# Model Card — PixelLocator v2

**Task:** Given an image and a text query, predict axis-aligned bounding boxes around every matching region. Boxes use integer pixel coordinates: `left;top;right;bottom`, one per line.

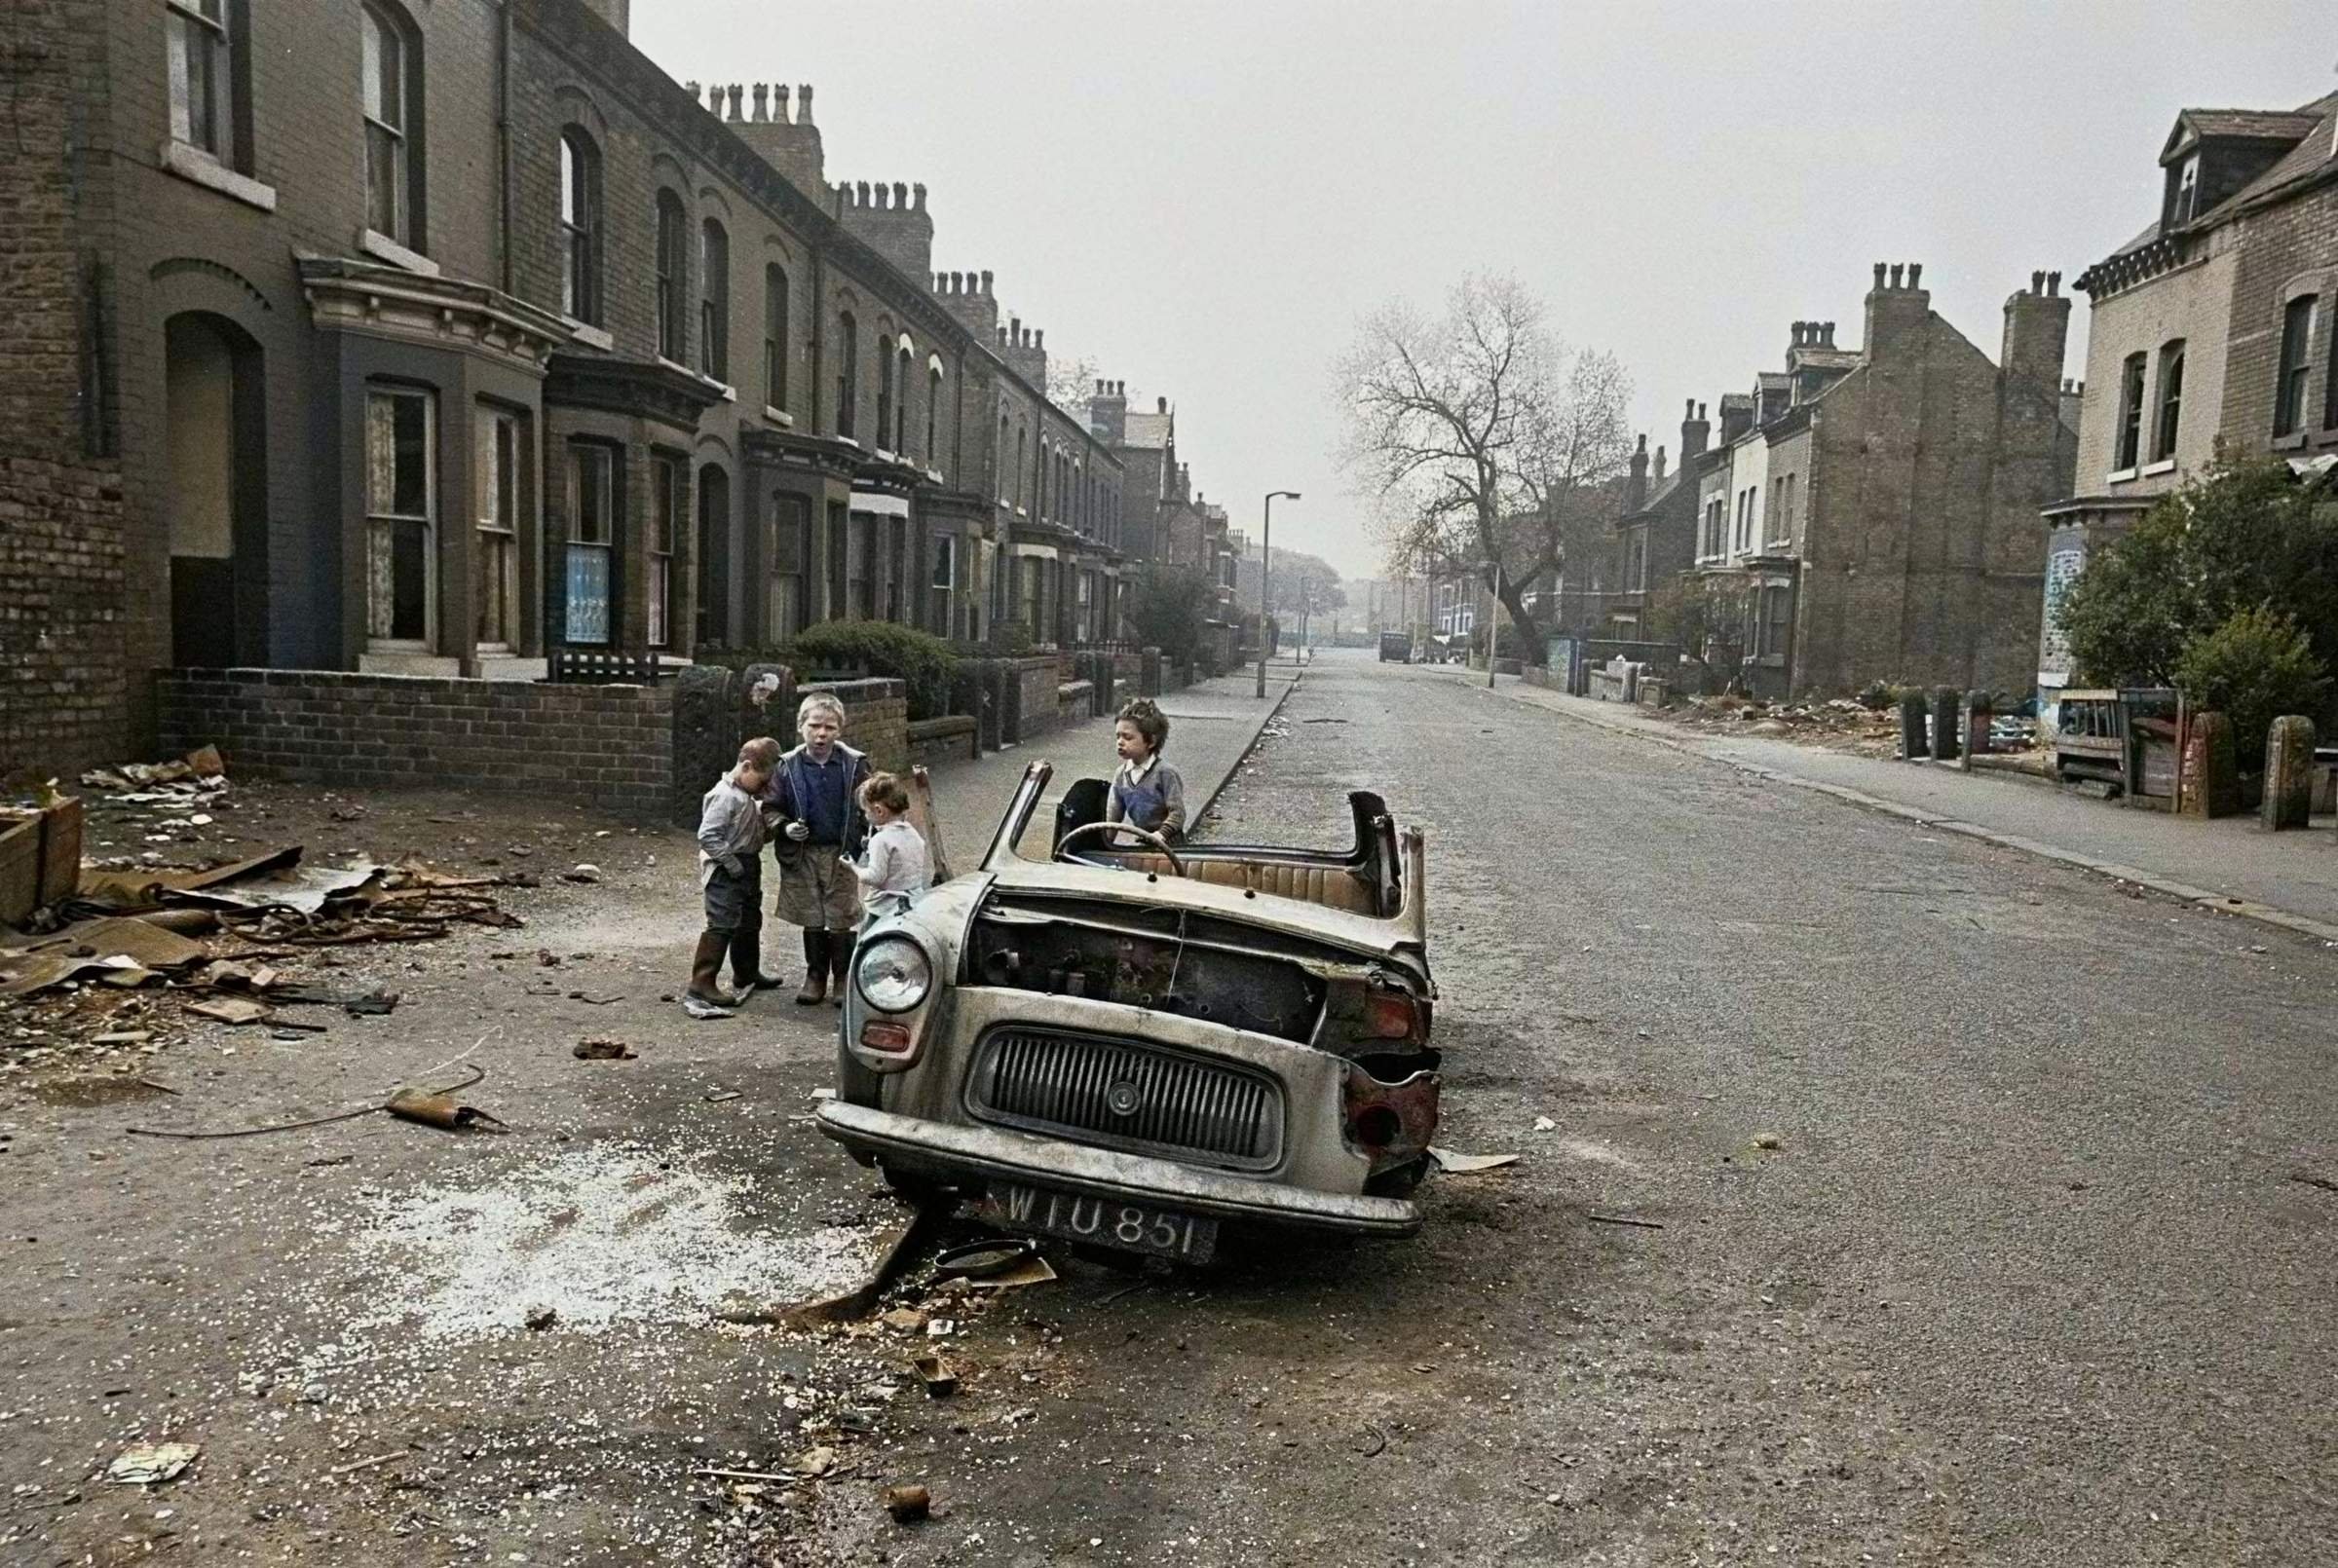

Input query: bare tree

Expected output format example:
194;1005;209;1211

1337;275;1633;651
1046;353;1104;425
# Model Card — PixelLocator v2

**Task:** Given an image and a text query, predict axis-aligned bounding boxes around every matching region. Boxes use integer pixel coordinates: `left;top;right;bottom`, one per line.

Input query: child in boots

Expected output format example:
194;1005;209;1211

852;771;931;900
1106;697;1187;840
764;691;871;1006
688;736;780;1017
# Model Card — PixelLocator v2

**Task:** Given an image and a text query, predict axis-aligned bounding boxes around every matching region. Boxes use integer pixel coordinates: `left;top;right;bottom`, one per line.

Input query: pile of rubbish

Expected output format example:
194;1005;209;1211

1668;695;1904;757
1;848;526;1068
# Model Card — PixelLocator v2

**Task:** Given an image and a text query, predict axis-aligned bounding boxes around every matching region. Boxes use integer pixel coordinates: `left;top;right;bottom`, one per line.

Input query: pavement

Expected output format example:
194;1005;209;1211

1474;674;2338;945
921;663;1302;865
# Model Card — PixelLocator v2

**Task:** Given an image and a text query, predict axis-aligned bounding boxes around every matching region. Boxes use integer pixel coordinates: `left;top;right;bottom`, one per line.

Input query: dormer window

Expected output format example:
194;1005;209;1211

2167;154;2200;228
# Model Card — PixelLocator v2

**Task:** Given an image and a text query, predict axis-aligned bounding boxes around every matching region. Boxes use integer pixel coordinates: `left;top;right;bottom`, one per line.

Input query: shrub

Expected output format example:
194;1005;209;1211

1123;564;1219;666
2171;607;2328;767
707;621;959;721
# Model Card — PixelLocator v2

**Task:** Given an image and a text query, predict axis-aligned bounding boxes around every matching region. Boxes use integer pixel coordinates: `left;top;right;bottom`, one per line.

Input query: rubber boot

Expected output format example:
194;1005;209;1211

685;931;740;1012
826;932;853;1007
795;930;829;1006
729;920;782;993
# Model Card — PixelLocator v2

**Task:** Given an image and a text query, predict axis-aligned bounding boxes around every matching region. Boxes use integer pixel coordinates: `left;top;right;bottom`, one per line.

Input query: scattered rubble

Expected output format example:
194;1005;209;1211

103;1442;201;1486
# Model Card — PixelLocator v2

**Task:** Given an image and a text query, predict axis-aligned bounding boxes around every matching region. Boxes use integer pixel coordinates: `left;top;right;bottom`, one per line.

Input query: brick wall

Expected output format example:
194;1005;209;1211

1;0;130;777
798;676;907;774
2218;178;2338;455
156;669;674;818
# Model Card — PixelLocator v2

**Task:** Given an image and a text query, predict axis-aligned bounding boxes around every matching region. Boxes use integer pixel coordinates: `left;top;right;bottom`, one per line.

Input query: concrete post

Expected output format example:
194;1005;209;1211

2178;710;2241;818
1899;691;1928;761
1930;686;1961;762
1958;690;1992;772
2263;715;2315;831
1140;646;1162;698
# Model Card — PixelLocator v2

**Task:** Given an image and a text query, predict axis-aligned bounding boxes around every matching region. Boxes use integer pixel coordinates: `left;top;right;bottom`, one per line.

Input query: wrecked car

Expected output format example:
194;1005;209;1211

816;763;1439;1263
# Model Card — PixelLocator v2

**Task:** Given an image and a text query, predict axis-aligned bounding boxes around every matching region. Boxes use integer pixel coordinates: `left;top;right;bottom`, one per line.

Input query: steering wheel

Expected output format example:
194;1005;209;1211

1055;820;1187;877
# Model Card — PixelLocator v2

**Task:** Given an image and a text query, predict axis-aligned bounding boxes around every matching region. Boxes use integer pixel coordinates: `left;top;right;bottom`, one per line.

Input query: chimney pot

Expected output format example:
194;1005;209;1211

1908;262;1923;288
1889;264;1904;288
797;84;814;124
1873;262;1888;289
2047;270;2061;295
1823;322;1834;345
913;182;926;210
1157;396;1167;414
979;269;993;295
2030;269;2045;293
751;83;768;121
892;180;908;209
728;83;745;120
1034;328;1043;349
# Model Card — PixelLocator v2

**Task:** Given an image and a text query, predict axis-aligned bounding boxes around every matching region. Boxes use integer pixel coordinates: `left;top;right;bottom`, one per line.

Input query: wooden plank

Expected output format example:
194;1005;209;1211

0;815;38;928
906;765;953;883
36;798;83;908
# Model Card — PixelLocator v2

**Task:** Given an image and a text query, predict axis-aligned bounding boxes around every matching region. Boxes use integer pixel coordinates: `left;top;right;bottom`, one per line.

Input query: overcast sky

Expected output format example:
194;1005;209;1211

634;1;2336;580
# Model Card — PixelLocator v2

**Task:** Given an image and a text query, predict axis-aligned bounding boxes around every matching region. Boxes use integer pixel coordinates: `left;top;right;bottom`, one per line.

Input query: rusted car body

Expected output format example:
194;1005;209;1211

816;763;1439;1262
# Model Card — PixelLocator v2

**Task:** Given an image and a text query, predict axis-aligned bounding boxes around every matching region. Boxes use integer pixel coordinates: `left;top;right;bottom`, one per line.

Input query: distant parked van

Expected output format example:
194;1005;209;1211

1377;631;1413;663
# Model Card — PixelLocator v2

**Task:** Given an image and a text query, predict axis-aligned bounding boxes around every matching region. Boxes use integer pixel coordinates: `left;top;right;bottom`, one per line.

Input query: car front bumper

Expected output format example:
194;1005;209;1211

815;1101;1420;1238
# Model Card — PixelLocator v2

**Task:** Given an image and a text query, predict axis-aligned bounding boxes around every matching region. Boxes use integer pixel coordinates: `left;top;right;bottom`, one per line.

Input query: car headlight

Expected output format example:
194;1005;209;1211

855;937;932;1013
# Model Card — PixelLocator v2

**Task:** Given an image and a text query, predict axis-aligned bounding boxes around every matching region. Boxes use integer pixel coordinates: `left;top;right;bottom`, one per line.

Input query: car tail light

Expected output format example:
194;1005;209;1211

859;1021;914;1054
1350;1104;1402;1147
1364;989;1423;1041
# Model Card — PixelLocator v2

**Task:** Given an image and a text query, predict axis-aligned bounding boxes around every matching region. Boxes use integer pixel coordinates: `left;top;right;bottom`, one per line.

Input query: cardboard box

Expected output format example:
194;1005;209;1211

0;813;38;927
36;796;82;907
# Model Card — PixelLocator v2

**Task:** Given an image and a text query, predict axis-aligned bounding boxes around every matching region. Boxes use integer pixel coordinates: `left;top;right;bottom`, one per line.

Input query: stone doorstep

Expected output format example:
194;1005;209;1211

1480;673;2338;949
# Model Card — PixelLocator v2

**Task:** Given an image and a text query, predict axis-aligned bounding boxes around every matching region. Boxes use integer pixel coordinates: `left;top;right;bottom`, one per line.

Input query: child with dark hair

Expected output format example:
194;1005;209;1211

1106;697;1187;840
852;771;930;898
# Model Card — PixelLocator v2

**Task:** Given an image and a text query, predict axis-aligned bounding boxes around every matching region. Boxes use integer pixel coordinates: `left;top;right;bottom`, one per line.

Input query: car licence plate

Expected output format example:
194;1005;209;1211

982;1181;1218;1263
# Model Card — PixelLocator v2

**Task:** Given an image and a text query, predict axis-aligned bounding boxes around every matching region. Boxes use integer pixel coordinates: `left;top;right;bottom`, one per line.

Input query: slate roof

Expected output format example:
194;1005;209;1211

1120;411;1172;450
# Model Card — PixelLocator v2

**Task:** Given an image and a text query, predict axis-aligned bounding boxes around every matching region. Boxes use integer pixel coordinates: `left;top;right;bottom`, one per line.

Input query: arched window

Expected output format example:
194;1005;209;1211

997;413;1009;500
895;343;912;453
655;190;687;361
763;263;789;411
698;218;729;383
558;128;601;324
876;334;894;450
360;1;422;247
926;365;942;464
836;312;858;439
1016;425;1027;508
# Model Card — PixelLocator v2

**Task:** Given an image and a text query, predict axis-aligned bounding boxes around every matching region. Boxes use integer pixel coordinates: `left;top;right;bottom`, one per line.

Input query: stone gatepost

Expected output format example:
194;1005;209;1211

1140;647;1163;697
2262;715;2316;831
1958;690;1993;772
1930;686;1961;762
2178;710;2241;818
1899;691;1928;761
671;664;743;829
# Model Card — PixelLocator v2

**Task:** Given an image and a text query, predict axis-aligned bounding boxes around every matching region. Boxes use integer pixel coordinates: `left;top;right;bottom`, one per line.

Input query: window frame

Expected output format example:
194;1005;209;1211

563;439;619;648
763;263;789;412
875;332;894;452
2116;351;2147;468
558;128;602;326
926;364;942;466
836;312;859;439
166;0;236;164
2275;294;2317;438
896;344;913;455
360;1;421;249
472;403;524;653
655;190;688;363
766;491;808;643
363;384;437;651
2152;340;2185;462
648;451;685;649
698;218;729;384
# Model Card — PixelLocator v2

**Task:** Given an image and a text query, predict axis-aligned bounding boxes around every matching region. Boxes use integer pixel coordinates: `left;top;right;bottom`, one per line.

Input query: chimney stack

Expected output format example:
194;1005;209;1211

1680;398;1711;462
1865;261;1932;361
1625;432;1649;514
2001;266;2072;393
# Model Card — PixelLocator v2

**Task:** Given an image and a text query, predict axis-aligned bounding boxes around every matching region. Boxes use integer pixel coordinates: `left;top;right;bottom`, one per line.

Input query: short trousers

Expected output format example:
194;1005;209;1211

773;842;862;931
702;859;762;934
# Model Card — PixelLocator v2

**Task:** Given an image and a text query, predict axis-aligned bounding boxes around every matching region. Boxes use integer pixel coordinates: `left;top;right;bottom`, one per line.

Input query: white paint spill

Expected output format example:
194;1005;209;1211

317;1145;876;1348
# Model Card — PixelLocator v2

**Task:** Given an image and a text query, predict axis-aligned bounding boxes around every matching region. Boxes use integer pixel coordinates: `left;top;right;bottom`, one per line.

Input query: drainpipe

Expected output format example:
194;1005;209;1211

495;0;513;295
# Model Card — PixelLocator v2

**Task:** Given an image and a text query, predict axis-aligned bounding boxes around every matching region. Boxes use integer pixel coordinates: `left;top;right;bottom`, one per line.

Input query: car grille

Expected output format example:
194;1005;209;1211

965;1027;1285;1172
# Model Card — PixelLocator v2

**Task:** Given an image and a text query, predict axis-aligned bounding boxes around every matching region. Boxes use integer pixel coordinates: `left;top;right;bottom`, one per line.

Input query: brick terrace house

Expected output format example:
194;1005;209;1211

1604;401;1711;639
2;0;1164;774
1690;270;2076;700
2038;92;2338;718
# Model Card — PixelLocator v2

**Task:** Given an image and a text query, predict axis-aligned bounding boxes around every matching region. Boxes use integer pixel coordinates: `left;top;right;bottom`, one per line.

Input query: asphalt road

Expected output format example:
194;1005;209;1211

832;648;2338;1567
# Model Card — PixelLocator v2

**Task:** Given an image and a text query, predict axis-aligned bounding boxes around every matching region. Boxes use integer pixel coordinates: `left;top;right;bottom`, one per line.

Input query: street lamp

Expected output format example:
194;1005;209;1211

1256;489;1301;697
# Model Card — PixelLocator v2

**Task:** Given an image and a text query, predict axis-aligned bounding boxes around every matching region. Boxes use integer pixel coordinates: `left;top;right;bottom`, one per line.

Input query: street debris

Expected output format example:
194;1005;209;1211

125;1064;495;1141
791;1446;837;1477
573;1038;637;1061
525;1305;560;1331
325;1451;411;1478
104;1442;200;1485
78;746;225;792
703;1089;744;1103
931;1237;1039;1281
2287;1171;2338;1195
882;1482;931;1522
913;1354;958;1397
384;1083;509;1133
1531;1116;1557;1133
1588;1213;1666;1230
1428;1146;1520;1174
1751;1132;1784;1150
185;996;271;1026
561;863;604;884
